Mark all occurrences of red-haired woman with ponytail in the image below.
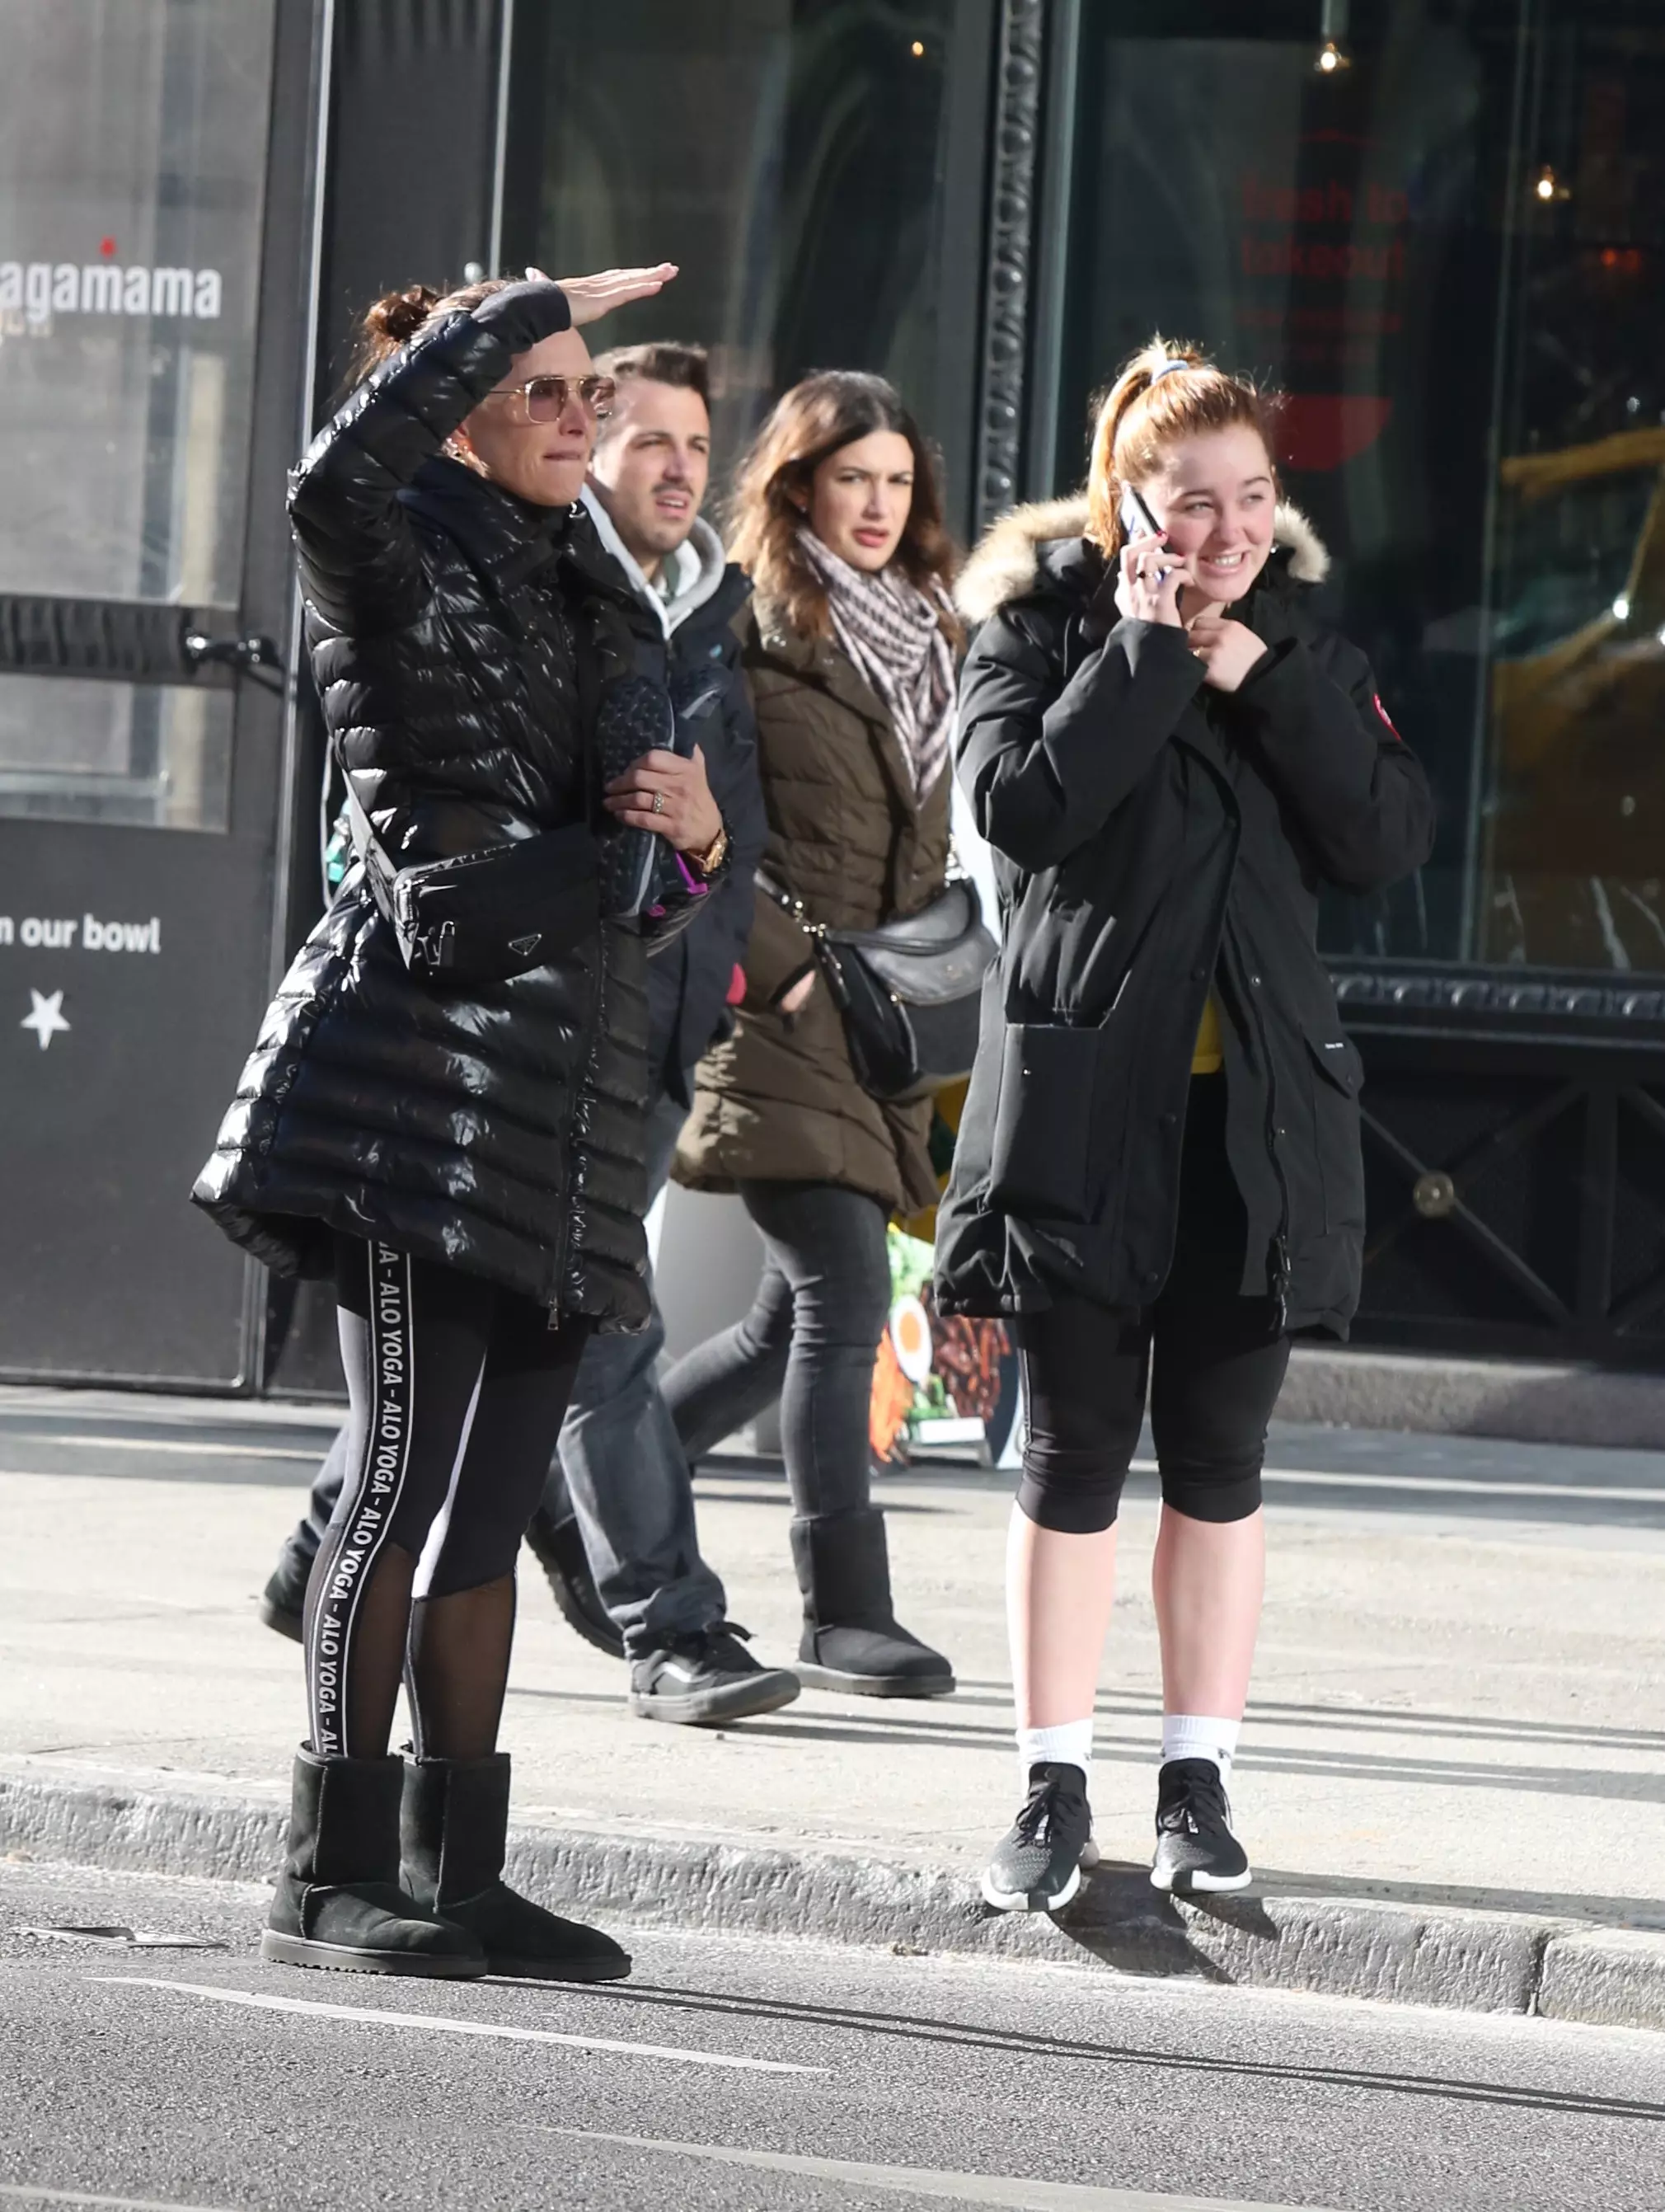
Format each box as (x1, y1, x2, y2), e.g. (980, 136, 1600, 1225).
(937, 339, 1433, 1911)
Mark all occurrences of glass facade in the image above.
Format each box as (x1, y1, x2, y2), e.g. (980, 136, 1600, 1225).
(503, 0, 995, 531)
(0, 0, 275, 829)
(1045, 0, 1665, 976)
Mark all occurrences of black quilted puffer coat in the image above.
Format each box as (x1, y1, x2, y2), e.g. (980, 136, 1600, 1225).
(192, 286, 695, 1327)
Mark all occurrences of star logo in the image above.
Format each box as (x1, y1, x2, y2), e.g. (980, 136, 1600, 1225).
(21, 989, 70, 1051)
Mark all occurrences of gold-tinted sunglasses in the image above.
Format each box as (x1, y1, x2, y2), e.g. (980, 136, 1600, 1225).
(480, 373, 617, 424)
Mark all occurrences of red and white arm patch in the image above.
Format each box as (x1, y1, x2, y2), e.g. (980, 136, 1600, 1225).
(1372, 692, 1403, 742)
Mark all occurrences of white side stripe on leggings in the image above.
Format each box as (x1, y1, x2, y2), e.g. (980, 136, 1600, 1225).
(307, 1244, 420, 1758)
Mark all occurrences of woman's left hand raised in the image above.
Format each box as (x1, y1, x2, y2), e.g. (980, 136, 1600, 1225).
(1185, 613, 1268, 693)
(604, 744, 723, 854)
(525, 264, 677, 326)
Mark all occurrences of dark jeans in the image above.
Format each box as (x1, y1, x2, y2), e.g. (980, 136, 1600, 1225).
(545, 1092, 725, 1651)
(661, 1178, 891, 1522)
(1015, 1076, 1291, 1536)
(288, 1090, 728, 1659)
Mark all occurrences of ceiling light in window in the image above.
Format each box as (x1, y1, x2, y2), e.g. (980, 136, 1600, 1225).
(1315, 0, 1353, 73)
(911, 39, 925, 58)
(1533, 164, 1569, 203)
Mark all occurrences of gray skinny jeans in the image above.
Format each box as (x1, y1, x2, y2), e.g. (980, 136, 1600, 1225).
(660, 1178, 891, 1522)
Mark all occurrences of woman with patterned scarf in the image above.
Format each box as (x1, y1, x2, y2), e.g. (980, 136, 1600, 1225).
(665, 372, 962, 1699)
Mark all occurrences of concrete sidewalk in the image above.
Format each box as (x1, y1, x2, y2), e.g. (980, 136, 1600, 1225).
(2, 1386, 1664, 2029)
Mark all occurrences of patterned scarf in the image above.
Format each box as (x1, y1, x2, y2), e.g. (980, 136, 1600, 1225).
(797, 529, 955, 802)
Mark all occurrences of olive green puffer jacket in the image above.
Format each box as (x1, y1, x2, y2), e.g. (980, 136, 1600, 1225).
(673, 604, 950, 1217)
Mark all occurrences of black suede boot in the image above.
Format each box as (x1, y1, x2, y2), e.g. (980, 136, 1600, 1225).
(401, 1753, 631, 1983)
(790, 1508, 955, 1698)
(262, 1748, 486, 1977)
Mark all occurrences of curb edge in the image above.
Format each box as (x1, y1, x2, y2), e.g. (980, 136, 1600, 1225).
(3, 1763, 1663, 2032)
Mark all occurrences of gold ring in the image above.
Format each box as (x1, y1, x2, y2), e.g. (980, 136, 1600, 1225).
(652, 790, 665, 815)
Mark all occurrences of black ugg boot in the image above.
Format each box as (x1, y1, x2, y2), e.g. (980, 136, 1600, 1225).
(401, 1753, 631, 1983)
(790, 1508, 955, 1698)
(262, 1748, 486, 1978)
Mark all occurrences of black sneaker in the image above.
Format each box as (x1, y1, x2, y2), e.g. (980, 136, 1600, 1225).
(980, 1762, 1097, 1913)
(1150, 1759, 1252, 1894)
(627, 1623, 800, 1726)
(523, 1503, 626, 1661)
(258, 1549, 310, 1644)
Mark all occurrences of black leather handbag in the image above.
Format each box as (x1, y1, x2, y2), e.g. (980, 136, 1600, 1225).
(347, 669, 711, 982)
(760, 872, 997, 1104)
(347, 791, 598, 982)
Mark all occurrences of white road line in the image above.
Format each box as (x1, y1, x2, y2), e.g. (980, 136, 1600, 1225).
(0, 2186, 237, 2212)
(1131, 1458, 1665, 1505)
(539, 2128, 1329, 2210)
(88, 1976, 824, 2075)
(0, 1431, 318, 1462)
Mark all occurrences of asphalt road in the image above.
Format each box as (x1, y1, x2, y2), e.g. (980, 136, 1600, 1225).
(2, 1863, 1661, 2212)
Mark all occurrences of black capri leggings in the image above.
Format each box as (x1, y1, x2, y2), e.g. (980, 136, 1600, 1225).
(307, 1234, 590, 1760)
(1015, 1078, 1290, 1535)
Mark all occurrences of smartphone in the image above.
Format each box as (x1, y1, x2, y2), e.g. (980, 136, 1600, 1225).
(1119, 485, 1169, 570)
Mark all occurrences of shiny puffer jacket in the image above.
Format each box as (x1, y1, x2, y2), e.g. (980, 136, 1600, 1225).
(192, 288, 695, 1326)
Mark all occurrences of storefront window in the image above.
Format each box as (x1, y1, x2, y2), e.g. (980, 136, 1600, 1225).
(1048, 0, 1665, 975)
(0, 0, 275, 829)
(502, 0, 994, 530)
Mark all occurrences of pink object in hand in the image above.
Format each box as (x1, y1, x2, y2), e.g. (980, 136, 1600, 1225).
(727, 963, 747, 1006)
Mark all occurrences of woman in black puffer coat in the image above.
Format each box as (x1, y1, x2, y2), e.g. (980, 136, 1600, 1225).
(193, 265, 729, 1982)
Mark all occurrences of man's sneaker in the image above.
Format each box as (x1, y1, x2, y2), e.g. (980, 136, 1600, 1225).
(258, 1550, 310, 1644)
(523, 1503, 625, 1661)
(1150, 1758, 1252, 1894)
(627, 1624, 800, 1726)
(980, 1762, 1097, 1913)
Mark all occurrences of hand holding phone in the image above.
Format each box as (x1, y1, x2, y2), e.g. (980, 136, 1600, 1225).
(1114, 487, 1190, 629)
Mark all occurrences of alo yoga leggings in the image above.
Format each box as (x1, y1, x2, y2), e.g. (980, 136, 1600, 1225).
(306, 1235, 590, 1759)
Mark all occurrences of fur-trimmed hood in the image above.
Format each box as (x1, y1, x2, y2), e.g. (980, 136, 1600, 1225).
(954, 494, 1330, 627)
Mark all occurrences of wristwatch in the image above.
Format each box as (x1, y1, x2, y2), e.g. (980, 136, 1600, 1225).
(687, 820, 730, 880)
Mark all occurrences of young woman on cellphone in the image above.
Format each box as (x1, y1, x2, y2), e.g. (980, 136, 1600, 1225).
(936, 339, 1433, 1909)
(194, 263, 732, 1979)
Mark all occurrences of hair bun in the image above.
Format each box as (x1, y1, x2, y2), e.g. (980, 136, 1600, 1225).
(367, 284, 439, 345)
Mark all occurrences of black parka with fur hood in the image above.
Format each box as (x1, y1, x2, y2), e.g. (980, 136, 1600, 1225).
(934, 497, 1433, 1335)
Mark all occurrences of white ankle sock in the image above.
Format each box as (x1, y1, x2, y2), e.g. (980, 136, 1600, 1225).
(1018, 1718, 1093, 1787)
(1161, 1714, 1241, 1781)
